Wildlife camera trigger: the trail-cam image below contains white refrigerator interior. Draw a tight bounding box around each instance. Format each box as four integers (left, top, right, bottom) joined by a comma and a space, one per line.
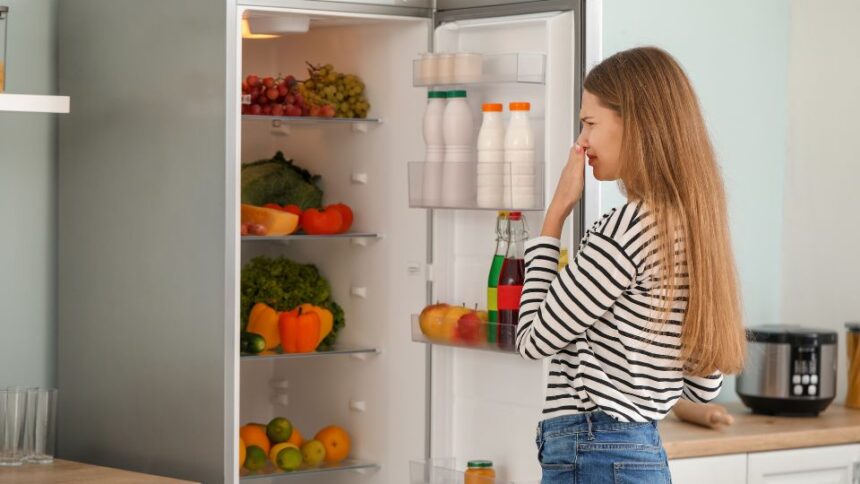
236, 3, 579, 483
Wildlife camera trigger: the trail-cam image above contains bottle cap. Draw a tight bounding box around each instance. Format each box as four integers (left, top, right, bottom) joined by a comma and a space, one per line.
448, 90, 468, 98
428, 91, 447, 99
482, 103, 503, 112
467, 460, 494, 468
509, 102, 531, 111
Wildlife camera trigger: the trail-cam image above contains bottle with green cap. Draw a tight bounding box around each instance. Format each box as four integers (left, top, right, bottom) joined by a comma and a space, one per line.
442, 89, 475, 206
423, 90, 447, 205
465, 460, 496, 483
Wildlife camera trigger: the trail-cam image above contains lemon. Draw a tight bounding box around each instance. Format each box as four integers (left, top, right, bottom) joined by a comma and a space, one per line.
301, 439, 326, 467
269, 442, 298, 463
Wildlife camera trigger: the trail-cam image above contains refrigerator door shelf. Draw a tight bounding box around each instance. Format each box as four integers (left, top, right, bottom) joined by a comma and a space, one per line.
410, 458, 539, 484
413, 53, 546, 87
408, 161, 545, 211
412, 314, 522, 356
240, 459, 379, 481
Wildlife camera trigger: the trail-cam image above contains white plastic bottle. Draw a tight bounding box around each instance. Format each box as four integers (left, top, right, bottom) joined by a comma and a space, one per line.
422, 90, 447, 205
442, 90, 476, 207
504, 102, 536, 208
477, 103, 505, 208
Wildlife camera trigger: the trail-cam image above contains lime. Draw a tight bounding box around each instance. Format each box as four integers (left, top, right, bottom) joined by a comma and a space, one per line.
242, 333, 266, 354
276, 447, 303, 471
244, 445, 267, 472
266, 417, 293, 443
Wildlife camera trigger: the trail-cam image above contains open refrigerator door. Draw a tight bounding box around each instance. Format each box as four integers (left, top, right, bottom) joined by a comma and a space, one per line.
411, 2, 583, 483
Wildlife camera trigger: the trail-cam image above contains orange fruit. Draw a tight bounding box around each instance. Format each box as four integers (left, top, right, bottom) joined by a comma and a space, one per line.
287, 427, 304, 447
240, 424, 271, 455
314, 425, 351, 464
239, 438, 247, 468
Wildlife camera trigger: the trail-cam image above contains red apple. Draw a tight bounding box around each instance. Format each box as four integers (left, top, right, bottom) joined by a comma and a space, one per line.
456, 312, 482, 345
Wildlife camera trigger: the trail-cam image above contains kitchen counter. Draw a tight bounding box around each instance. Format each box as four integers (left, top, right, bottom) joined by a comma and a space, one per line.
0, 459, 196, 483
659, 402, 860, 459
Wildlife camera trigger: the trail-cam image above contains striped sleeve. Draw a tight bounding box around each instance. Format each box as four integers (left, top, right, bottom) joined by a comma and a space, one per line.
516, 212, 637, 360
681, 372, 724, 402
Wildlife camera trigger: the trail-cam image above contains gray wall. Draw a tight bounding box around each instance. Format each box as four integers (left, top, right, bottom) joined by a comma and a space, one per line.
57, 1, 232, 481
0, 0, 58, 388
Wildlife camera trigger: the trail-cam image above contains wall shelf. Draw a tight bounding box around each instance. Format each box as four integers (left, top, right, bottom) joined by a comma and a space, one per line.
0, 93, 70, 113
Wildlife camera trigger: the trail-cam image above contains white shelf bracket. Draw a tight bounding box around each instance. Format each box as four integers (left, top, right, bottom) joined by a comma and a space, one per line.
351, 172, 369, 185
351, 122, 369, 134
425, 263, 434, 282
350, 286, 368, 299
270, 119, 291, 136
349, 400, 367, 412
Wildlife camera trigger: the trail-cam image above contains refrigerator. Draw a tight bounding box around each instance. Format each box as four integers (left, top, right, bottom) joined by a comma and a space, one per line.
57, 0, 590, 482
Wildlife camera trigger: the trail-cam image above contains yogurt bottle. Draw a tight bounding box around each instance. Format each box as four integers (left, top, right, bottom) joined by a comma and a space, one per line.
442, 90, 475, 206
477, 103, 505, 208
504, 102, 536, 208
422, 91, 447, 205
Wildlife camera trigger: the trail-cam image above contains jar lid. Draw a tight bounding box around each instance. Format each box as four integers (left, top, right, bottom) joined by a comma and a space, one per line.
510, 102, 531, 111
482, 103, 502, 112
0, 6, 8, 13
846, 322, 860, 331
467, 460, 493, 468
428, 91, 447, 99
746, 325, 838, 345
508, 211, 522, 220
448, 90, 467, 98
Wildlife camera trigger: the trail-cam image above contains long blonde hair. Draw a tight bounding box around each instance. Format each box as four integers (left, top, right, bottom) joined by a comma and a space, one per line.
584, 47, 746, 376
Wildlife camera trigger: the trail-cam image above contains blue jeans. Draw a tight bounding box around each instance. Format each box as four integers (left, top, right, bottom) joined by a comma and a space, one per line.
536, 412, 672, 484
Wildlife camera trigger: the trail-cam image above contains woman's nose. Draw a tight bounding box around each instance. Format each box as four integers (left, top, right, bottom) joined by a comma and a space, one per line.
575, 132, 588, 149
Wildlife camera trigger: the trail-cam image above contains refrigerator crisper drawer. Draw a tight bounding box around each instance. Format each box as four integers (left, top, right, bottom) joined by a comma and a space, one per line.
411, 459, 539, 484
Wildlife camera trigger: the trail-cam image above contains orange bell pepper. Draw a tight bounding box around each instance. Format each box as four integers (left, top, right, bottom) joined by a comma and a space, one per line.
278, 307, 321, 353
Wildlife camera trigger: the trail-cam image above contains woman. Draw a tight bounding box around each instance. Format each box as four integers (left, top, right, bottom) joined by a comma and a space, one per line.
516, 46, 747, 483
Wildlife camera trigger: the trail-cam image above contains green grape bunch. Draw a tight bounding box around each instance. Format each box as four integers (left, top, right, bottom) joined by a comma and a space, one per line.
297, 62, 371, 119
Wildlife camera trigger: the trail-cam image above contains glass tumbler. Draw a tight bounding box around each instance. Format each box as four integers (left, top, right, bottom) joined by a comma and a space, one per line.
0, 387, 27, 466
27, 388, 57, 464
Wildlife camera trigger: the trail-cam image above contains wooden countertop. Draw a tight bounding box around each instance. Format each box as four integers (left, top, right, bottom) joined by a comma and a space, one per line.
0, 459, 196, 483
659, 402, 860, 459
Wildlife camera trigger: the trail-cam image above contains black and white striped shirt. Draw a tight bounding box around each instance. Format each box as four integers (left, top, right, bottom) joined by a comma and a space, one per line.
516, 201, 723, 423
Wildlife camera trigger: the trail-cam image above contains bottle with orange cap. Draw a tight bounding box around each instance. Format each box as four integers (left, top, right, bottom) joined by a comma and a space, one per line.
477, 102, 506, 208
504, 102, 536, 209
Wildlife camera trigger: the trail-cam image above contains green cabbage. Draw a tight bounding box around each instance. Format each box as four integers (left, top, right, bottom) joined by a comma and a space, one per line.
241, 256, 344, 350
241, 151, 323, 210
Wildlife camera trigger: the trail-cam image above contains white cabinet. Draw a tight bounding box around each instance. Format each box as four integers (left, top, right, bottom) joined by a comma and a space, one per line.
669, 444, 860, 484
670, 454, 747, 484
747, 445, 860, 484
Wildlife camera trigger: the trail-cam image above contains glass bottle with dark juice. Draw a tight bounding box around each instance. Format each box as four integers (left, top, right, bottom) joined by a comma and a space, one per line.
497, 211, 527, 351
